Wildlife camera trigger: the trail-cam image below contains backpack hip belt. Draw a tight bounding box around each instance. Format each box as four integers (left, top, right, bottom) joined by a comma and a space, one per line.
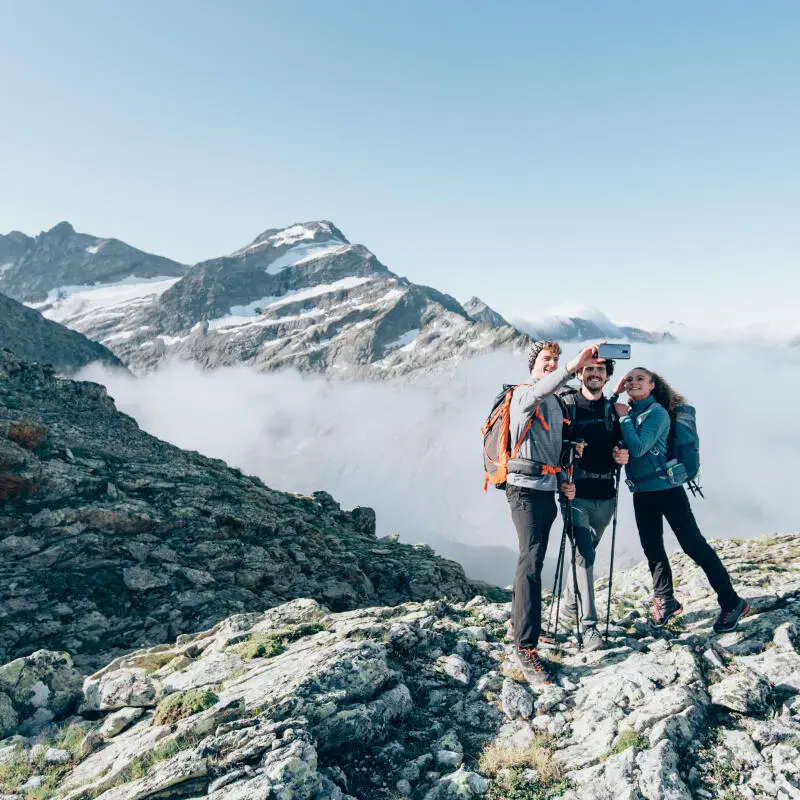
507, 458, 561, 478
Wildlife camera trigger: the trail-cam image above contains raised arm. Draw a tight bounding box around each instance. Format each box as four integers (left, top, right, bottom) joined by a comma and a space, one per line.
517, 343, 605, 415
516, 366, 573, 415
619, 405, 670, 457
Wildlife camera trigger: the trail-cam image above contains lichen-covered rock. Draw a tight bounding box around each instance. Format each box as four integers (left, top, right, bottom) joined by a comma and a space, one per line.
737, 622, 800, 694
500, 679, 533, 720
0, 694, 17, 739
636, 740, 692, 800
80, 668, 161, 713
0, 650, 82, 734
423, 767, 489, 799
0, 533, 798, 800
710, 667, 772, 715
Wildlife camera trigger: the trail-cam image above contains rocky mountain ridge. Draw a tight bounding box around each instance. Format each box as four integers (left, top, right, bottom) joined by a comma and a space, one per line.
0, 349, 476, 674
0, 222, 186, 304
0, 535, 797, 800
1, 221, 670, 379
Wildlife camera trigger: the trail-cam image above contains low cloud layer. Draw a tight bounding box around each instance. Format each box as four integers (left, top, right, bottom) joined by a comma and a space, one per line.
80, 342, 800, 585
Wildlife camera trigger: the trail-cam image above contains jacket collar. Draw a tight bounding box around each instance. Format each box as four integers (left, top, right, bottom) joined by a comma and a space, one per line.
630, 395, 657, 413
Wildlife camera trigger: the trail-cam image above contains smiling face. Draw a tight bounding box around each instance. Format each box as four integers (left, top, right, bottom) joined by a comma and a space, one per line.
579, 362, 609, 394
624, 369, 655, 401
531, 348, 560, 379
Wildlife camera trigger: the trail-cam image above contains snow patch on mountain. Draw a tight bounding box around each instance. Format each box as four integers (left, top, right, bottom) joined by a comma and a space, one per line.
386, 328, 420, 351
32, 276, 181, 324
208, 277, 376, 331
264, 241, 351, 273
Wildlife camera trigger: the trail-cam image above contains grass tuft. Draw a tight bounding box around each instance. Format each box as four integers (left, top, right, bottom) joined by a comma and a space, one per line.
153, 689, 218, 726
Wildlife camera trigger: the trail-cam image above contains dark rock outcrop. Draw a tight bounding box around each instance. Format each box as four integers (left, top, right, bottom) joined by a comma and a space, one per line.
0, 294, 124, 374
0, 351, 474, 672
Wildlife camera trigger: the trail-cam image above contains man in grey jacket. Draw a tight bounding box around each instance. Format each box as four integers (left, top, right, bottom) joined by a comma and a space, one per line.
506, 339, 604, 684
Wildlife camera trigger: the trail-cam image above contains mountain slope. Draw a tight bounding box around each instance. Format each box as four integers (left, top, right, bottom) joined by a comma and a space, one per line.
0, 349, 475, 672
0, 293, 124, 373
463, 296, 510, 328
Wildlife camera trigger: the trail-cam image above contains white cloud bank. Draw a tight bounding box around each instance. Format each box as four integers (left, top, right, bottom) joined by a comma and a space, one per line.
79, 341, 800, 585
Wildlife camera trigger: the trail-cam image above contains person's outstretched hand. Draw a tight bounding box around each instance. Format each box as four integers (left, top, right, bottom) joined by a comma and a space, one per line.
566, 342, 605, 374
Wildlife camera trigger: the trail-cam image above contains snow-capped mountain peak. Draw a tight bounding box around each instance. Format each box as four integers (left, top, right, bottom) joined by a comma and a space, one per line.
3, 220, 526, 378
232, 220, 348, 255
1, 219, 672, 379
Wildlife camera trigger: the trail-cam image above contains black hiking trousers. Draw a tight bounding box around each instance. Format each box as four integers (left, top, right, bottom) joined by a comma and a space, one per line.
506, 484, 558, 650
633, 486, 739, 611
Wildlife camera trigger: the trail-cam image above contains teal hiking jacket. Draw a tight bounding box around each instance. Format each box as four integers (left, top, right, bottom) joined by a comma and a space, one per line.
619, 395, 672, 492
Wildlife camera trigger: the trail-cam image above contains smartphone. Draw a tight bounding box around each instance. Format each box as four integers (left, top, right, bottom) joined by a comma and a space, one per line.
598, 343, 631, 360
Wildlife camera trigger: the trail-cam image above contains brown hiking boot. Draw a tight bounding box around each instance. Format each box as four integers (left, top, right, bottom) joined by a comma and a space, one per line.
515, 647, 551, 685
651, 596, 683, 627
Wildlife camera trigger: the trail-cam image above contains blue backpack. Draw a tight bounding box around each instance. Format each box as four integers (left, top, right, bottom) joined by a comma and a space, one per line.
665, 404, 703, 497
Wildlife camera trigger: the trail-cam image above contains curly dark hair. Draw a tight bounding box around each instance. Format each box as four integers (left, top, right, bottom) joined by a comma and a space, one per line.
631, 367, 687, 411
578, 358, 615, 378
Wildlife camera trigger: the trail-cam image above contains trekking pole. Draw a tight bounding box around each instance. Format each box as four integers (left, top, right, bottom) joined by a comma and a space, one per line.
544, 519, 569, 643
565, 440, 584, 649
605, 440, 624, 638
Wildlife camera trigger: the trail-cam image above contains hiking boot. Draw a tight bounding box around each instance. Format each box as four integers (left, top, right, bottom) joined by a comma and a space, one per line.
515, 647, 551, 685
713, 598, 751, 633
582, 626, 605, 652
651, 596, 683, 627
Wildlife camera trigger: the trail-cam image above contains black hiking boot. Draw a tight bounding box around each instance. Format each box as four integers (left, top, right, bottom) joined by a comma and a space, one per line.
713, 598, 751, 633
651, 596, 683, 627
515, 647, 551, 685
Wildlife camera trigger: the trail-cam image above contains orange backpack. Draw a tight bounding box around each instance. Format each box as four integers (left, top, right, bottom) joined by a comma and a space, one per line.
482, 384, 559, 491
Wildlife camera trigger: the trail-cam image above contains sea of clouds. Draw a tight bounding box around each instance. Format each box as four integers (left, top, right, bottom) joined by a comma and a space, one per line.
79, 341, 800, 586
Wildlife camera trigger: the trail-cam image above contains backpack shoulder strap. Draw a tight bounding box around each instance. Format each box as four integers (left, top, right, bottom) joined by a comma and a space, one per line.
604, 397, 617, 434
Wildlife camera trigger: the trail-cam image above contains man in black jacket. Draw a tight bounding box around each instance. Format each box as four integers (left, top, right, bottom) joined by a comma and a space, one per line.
558, 359, 629, 651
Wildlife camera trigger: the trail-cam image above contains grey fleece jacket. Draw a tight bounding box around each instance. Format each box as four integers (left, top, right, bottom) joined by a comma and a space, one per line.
506, 364, 575, 491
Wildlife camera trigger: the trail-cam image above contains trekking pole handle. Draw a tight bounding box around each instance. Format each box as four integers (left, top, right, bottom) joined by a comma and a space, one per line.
566, 439, 583, 481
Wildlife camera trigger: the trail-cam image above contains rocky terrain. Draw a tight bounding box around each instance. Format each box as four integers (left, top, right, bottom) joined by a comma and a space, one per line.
0, 349, 476, 674
0, 534, 797, 800
0, 297, 123, 375
1, 221, 669, 380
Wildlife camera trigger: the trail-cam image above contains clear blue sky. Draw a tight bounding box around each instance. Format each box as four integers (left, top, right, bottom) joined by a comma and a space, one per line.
1, 1, 798, 329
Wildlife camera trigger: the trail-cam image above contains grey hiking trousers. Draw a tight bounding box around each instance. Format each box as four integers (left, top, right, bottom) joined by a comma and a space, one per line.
559, 497, 616, 629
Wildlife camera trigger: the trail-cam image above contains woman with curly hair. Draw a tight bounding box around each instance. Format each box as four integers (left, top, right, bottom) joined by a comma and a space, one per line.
613, 367, 749, 633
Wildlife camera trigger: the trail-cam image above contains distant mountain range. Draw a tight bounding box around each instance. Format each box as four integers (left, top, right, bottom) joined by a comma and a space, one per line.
0, 221, 672, 377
